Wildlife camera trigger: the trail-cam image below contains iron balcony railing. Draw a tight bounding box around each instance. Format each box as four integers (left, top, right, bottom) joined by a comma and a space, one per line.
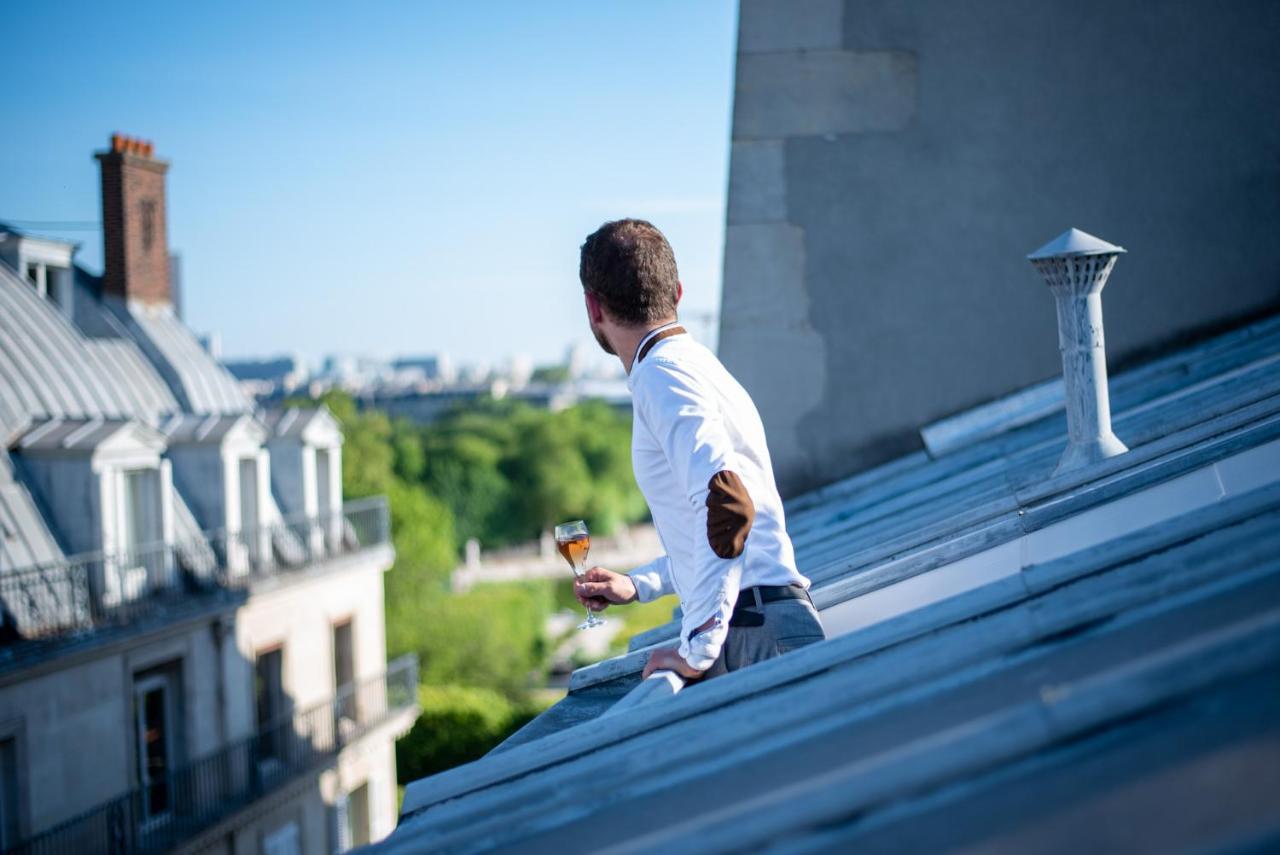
13, 654, 418, 855
0, 496, 391, 643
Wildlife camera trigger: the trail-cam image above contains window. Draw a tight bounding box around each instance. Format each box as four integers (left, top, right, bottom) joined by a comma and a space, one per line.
111, 468, 163, 604
122, 469, 156, 557
0, 738, 19, 850
315, 448, 333, 550
255, 647, 285, 761
264, 821, 301, 855
333, 619, 356, 723
134, 664, 182, 823
331, 784, 370, 853
238, 457, 260, 565
24, 263, 40, 289
45, 267, 66, 309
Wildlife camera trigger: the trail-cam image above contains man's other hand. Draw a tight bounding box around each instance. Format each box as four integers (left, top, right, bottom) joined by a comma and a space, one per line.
642, 646, 704, 680
573, 566, 638, 612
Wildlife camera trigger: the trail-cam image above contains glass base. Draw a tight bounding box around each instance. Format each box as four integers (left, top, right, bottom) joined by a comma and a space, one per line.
578, 614, 606, 631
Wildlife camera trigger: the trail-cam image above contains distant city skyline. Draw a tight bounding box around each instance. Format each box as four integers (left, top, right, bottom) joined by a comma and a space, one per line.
1, 1, 737, 366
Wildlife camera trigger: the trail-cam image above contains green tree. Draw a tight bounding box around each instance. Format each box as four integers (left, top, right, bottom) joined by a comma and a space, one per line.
395, 685, 551, 782
405, 582, 554, 696
498, 412, 594, 540
422, 432, 511, 548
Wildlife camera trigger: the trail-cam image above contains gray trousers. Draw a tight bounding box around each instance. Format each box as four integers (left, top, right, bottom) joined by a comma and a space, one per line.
703, 592, 826, 680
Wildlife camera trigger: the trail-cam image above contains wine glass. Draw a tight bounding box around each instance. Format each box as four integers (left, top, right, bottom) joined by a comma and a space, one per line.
555, 519, 605, 630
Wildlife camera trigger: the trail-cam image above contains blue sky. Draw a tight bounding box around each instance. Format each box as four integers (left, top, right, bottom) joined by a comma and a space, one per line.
0, 1, 738, 369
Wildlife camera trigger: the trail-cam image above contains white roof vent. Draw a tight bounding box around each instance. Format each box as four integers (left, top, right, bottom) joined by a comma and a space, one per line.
1028, 228, 1129, 476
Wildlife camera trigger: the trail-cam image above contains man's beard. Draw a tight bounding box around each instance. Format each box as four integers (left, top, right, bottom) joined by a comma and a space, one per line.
590, 320, 616, 356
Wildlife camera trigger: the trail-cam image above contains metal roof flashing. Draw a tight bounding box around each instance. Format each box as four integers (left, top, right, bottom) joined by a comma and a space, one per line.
13, 417, 166, 455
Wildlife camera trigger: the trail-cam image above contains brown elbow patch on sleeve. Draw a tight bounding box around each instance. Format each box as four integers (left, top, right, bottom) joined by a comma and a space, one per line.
706, 470, 755, 559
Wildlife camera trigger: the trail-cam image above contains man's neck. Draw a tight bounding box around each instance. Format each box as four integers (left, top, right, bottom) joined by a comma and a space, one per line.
617, 319, 679, 375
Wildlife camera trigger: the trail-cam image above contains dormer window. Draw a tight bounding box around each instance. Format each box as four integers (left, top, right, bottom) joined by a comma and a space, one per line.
163, 414, 272, 576
0, 229, 75, 316
261, 407, 344, 558
12, 418, 173, 609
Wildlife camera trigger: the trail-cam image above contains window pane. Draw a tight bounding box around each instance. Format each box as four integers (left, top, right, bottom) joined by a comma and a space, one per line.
122, 469, 158, 555
142, 687, 169, 815
0, 738, 18, 849
333, 621, 356, 722
256, 649, 284, 759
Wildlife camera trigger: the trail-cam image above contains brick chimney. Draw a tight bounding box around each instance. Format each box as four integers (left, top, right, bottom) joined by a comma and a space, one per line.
95, 133, 172, 305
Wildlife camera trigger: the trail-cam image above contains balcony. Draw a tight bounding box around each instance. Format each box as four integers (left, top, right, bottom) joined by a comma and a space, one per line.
0, 497, 390, 645
12, 654, 418, 855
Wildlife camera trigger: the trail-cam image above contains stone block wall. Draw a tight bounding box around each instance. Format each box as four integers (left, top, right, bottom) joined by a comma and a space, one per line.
720, 0, 1280, 494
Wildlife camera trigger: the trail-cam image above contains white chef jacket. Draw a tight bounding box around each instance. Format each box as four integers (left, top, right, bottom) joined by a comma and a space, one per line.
625, 323, 809, 671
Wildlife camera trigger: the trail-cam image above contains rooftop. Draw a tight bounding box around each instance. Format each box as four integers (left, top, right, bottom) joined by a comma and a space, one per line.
382, 310, 1280, 852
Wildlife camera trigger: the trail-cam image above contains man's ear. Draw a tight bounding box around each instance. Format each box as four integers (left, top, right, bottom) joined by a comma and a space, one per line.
675, 281, 684, 304
584, 290, 606, 324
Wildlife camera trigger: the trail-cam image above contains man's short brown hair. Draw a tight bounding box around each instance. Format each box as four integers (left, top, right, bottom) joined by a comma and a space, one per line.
579, 219, 680, 326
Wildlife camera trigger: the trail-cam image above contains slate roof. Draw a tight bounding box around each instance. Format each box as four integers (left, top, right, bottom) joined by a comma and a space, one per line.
0, 235, 249, 584
15, 418, 164, 453
0, 260, 176, 440
0, 464, 63, 570
95, 293, 250, 416
161, 412, 265, 445
384, 311, 1280, 853
258, 406, 341, 442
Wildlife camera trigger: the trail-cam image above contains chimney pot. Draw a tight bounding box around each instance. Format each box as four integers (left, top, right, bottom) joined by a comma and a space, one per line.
110, 133, 124, 152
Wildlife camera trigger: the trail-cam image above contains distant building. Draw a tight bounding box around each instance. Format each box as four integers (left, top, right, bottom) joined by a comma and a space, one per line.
504, 354, 534, 390
366, 377, 630, 426
0, 135, 414, 853
223, 354, 310, 397
390, 354, 455, 386
168, 252, 182, 320
564, 341, 588, 380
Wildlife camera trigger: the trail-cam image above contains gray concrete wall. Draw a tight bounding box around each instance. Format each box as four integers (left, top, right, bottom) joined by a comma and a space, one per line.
720, 0, 1280, 495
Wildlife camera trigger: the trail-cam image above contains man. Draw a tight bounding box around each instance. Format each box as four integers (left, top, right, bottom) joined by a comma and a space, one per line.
573, 219, 825, 682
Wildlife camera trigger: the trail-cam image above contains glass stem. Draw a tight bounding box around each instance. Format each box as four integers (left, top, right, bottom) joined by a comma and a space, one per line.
577, 563, 593, 624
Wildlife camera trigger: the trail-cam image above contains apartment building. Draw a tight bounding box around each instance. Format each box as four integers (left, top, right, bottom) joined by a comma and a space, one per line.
0, 135, 415, 854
